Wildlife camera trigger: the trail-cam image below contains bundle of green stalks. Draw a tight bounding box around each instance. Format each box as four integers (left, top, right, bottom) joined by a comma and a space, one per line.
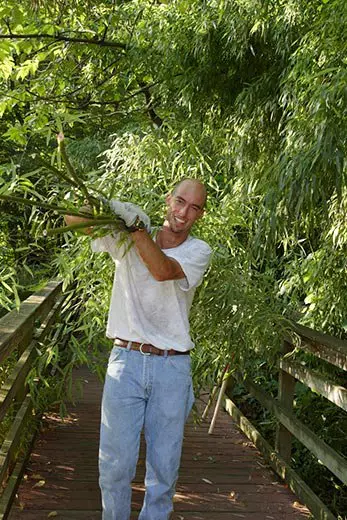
0, 133, 139, 238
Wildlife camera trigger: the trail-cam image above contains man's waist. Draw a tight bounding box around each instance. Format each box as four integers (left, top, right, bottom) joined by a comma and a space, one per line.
114, 338, 190, 356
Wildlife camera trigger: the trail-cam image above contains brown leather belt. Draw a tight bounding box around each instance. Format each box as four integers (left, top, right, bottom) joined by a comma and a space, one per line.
114, 338, 189, 356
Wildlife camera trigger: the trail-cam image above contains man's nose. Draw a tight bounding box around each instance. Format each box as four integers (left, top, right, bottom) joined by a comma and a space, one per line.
178, 204, 189, 217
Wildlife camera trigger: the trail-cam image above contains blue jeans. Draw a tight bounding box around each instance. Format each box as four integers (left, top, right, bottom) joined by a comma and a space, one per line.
99, 345, 194, 520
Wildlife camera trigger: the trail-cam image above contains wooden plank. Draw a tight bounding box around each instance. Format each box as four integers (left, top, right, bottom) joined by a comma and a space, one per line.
7, 512, 309, 520
6, 479, 303, 496
243, 376, 347, 486
280, 358, 347, 412
276, 341, 295, 462
0, 281, 62, 365
0, 396, 33, 488
7, 482, 307, 513
7, 510, 102, 520
288, 322, 347, 371
6, 512, 309, 520
224, 394, 337, 520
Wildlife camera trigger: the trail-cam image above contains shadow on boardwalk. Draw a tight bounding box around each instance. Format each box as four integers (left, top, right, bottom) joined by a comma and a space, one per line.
8, 366, 310, 520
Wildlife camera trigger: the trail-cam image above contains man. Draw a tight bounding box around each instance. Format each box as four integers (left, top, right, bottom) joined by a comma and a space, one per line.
66, 178, 211, 519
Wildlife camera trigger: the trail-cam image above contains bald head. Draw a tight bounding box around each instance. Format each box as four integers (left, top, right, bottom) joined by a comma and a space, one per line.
172, 178, 207, 209
164, 178, 206, 236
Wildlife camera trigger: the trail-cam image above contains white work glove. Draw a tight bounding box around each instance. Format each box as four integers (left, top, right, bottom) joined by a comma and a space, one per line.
107, 199, 151, 232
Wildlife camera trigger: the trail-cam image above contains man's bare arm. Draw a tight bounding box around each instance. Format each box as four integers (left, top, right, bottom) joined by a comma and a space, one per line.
131, 230, 185, 282
64, 209, 93, 235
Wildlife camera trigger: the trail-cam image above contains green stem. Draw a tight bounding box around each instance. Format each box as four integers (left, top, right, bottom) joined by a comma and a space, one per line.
0, 194, 107, 218
57, 136, 95, 207
36, 156, 80, 189
45, 218, 121, 235
89, 186, 110, 199
35, 152, 108, 198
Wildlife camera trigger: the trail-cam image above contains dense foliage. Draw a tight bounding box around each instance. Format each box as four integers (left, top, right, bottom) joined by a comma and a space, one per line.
0, 0, 346, 516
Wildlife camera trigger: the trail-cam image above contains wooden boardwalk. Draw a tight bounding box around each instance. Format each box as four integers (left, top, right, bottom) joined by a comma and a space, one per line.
8, 366, 310, 520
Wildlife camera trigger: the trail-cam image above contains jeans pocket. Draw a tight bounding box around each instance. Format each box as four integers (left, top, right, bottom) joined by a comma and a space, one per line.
108, 346, 125, 365
167, 355, 192, 378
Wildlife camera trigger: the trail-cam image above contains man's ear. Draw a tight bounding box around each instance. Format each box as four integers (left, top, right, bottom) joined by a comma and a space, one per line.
197, 208, 205, 220
166, 193, 172, 205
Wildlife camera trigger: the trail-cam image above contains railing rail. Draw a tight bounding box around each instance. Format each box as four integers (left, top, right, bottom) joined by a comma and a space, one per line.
224, 322, 347, 520
0, 281, 64, 520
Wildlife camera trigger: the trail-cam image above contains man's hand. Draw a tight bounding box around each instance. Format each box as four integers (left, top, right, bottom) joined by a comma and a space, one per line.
63, 200, 151, 237
108, 200, 151, 232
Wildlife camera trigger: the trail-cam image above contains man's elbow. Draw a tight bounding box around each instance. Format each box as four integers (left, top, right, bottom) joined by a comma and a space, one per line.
152, 263, 184, 282
153, 270, 171, 282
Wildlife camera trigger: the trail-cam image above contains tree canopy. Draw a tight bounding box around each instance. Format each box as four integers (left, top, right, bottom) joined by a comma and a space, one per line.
1, 0, 346, 330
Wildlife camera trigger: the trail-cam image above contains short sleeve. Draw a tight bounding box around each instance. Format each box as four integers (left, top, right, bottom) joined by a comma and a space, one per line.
165, 239, 212, 291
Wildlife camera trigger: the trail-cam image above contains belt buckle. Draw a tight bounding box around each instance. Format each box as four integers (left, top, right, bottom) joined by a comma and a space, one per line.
139, 343, 151, 356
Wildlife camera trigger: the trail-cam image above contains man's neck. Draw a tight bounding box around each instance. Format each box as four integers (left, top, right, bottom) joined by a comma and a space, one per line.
156, 225, 189, 249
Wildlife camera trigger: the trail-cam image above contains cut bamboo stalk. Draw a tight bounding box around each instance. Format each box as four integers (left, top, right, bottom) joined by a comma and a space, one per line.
208, 364, 230, 434
202, 364, 230, 420
201, 385, 218, 420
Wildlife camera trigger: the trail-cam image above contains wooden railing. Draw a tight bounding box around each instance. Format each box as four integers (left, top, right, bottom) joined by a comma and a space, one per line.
223, 322, 347, 520
0, 281, 65, 520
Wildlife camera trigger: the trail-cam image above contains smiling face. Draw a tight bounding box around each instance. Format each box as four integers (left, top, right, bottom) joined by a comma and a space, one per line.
165, 179, 206, 236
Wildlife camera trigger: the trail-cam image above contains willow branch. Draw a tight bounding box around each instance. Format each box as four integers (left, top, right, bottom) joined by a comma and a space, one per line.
0, 32, 127, 50
0, 194, 98, 217
137, 80, 163, 128
25, 79, 161, 107
57, 133, 95, 207
1, 195, 130, 236
36, 156, 80, 189
45, 218, 122, 236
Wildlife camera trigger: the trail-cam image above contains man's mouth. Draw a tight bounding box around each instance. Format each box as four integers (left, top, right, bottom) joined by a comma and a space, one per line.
174, 217, 186, 225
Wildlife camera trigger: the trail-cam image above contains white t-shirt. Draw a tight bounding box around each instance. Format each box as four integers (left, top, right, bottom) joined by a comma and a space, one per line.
91, 233, 212, 351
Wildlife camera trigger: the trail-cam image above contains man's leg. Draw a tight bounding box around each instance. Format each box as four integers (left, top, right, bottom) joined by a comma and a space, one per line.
139, 354, 195, 520
99, 347, 146, 520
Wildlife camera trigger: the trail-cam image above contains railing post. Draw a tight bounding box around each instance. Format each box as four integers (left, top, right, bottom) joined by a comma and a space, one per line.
275, 339, 296, 462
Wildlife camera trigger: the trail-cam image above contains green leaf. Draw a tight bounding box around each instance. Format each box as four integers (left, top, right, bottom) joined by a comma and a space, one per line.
0, 57, 14, 79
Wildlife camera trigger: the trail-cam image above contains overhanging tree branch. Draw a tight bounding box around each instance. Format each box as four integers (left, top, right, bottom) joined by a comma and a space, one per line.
137, 80, 163, 128
0, 32, 127, 50
24, 80, 162, 108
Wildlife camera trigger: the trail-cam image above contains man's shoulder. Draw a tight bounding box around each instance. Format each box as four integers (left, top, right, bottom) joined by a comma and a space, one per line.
186, 236, 212, 253
174, 236, 212, 265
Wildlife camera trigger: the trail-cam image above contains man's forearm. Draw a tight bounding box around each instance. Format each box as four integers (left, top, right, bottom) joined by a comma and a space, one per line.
64, 214, 93, 235
131, 230, 184, 281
